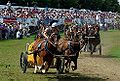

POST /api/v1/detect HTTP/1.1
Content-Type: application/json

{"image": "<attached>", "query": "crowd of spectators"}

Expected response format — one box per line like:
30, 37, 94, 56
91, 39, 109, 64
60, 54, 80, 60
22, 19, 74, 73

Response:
0, 22, 30, 40
0, 1, 120, 40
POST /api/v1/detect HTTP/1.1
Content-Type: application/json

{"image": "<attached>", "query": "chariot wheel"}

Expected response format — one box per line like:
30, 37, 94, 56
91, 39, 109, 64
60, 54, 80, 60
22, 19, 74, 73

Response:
20, 52, 28, 73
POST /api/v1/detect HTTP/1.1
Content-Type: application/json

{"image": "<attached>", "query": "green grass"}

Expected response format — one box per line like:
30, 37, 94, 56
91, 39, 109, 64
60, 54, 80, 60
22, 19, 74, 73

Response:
106, 30, 120, 58
0, 30, 120, 81
100, 30, 120, 58
0, 36, 61, 81
109, 47, 120, 58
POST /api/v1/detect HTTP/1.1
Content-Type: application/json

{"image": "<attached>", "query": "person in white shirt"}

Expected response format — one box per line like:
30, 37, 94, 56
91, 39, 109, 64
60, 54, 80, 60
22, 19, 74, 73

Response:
16, 30, 21, 39
19, 23, 23, 30
6, 1, 11, 10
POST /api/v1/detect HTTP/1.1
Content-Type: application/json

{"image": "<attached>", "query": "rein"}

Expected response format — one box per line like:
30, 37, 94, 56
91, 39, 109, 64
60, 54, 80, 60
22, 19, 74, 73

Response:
47, 39, 56, 47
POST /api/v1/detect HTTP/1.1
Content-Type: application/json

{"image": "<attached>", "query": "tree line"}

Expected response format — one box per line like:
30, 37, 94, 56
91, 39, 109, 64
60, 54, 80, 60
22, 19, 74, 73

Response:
0, 0, 120, 12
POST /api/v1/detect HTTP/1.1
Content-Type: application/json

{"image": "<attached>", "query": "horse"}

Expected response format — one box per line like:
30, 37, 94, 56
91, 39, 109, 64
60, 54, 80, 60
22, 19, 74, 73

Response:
80, 24, 91, 51
81, 24, 101, 55
88, 24, 101, 55
64, 24, 79, 41
64, 25, 73, 40
33, 32, 60, 73
56, 30, 84, 73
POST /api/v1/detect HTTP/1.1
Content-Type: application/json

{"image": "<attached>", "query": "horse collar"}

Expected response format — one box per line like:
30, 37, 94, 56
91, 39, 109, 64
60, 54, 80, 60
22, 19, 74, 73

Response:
44, 40, 54, 55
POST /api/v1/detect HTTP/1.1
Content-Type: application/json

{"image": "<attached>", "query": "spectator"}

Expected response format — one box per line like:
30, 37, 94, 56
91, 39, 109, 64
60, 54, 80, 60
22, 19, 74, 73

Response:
0, 4, 119, 41
16, 30, 22, 39
6, 1, 11, 10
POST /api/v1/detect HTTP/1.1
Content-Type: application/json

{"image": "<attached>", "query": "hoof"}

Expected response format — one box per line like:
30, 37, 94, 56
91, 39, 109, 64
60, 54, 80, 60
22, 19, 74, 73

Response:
65, 69, 69, 73
41, 69, 46, 73
90, 52, 93, 55
33, 71, 37, 74
71, 66, 77, 71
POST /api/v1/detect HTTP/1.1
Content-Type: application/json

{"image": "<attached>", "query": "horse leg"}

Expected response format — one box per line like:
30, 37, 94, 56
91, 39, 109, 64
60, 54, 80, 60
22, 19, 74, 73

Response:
65, 58, 71, 73
65, 59, 68, 72
37, 55, 42, 71
93, 45, 96, 52
71, 57, 77, 71
42, 59, 52, 73
67, 60, 71, 72
42, 61, 52, 73
84, 43, 87, 52
41, 56, 53, 73
41, 61, 47, 73
88, 42, 93, 55
38, 57, 45, 73
90, 44, 95, 55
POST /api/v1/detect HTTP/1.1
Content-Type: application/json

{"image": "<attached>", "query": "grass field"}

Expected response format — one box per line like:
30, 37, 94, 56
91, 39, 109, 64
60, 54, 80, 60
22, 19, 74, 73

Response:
0, 30, 120, 81
100, 30, 120, 58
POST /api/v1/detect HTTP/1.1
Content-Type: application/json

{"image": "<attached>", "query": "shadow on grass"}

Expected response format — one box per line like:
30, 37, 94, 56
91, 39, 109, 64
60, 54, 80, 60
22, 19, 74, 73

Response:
46, 72, 107, 81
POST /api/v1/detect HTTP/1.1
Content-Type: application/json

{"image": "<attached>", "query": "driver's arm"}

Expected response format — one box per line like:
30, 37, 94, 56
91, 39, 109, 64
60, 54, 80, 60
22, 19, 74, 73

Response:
43, 28, 49, 39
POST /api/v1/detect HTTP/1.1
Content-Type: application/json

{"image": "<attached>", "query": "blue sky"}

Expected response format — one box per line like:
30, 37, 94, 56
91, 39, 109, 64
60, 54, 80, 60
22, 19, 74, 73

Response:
118, 0, 120, 4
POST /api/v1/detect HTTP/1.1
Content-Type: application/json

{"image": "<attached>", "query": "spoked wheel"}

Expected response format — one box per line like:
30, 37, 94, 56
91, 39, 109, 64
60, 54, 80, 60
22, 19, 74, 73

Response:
56, 57, 65, 74
20, 52, 28, 73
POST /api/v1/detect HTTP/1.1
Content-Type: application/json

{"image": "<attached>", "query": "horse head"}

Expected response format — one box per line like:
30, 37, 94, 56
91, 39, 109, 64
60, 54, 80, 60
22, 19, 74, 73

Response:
94, 24, 100, 34
49, 32, 60, 47
88, 26, 95, 36
76, 29, 83, 40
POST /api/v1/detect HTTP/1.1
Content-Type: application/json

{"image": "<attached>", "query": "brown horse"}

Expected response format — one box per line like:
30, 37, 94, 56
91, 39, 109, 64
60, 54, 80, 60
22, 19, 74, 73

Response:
64, 27, 74, 40
64, 24, 80, 41
33, 32, 60, 73
56, 30, 84, 73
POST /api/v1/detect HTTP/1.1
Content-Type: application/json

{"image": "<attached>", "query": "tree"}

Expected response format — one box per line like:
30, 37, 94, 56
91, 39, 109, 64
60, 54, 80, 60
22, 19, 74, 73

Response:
102, 0, 119, 12
89, 0, 103, 10
0, 0, 120, 12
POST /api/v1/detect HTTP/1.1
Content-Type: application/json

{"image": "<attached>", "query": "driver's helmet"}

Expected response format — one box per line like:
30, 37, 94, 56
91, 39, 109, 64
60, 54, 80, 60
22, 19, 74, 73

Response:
51, 22, 58, 28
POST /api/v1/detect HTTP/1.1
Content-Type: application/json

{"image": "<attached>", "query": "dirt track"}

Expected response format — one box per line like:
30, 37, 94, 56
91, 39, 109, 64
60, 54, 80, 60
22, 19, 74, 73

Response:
72, 46, 120, 81
58, 32, 120, 81
65, 31, 120, 81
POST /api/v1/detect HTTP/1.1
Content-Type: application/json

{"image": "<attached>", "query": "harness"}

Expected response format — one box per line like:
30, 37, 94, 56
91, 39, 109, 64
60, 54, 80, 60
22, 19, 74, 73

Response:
68, 41, 80, 54
58, 41, 80, 57
44, 40, 56, 55
37, 40, 45, 49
